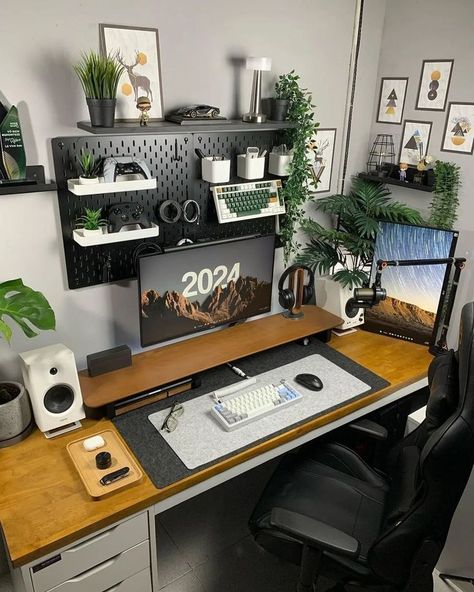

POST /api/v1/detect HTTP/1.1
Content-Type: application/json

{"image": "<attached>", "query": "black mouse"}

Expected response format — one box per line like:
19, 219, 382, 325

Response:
295, 373, 323, 391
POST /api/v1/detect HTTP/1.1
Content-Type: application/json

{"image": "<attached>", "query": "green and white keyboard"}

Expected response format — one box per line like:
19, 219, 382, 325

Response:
211, 179, 285, 223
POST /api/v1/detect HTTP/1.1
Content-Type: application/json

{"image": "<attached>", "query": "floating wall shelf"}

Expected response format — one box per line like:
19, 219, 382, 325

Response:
358, 172, 434, 193
0, 165, 56, 196
67, 177, 157, 196
73, 223, 159, 247
77, 119, 297, 135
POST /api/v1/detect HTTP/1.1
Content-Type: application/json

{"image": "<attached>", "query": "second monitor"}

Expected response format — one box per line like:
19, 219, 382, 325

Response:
138, 234, 275, 347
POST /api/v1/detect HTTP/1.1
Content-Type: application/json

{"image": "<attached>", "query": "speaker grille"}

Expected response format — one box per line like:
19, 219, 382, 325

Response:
44, 385, 75, 414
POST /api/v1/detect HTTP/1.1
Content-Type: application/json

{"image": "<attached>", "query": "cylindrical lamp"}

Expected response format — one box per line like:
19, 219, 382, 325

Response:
243, 57, 272, 124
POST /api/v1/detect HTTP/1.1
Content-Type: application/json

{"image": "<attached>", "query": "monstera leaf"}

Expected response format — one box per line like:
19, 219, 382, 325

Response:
0, 279, 55, 342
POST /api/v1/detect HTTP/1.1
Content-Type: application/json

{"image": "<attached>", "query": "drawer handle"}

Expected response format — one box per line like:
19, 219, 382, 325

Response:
67, 553, 120, 582
67, 528, 114, 552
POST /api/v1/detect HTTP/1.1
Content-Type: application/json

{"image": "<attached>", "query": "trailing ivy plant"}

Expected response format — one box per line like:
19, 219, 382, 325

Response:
428, 161, 461, 229
276, 71, 318, 261
297, 178, 423, 289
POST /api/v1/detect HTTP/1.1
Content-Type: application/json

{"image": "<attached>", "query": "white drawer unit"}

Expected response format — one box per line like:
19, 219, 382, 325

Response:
47, 541, 149, 592
100, 568, 152, 592
29, 513, 148, 592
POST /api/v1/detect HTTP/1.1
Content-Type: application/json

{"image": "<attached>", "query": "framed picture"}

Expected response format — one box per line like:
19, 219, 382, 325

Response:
441, 102, 474, 155
307, 128, 337, 193
376, 78, 408, 124
416, 59, 454, 111
99, 24, 164, 121
399, 120, 432, 166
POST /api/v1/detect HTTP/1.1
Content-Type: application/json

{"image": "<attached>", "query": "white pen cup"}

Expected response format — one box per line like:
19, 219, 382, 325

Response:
201, 157, 231, 183
237, 154, 265, 180
268, 152, 293, 176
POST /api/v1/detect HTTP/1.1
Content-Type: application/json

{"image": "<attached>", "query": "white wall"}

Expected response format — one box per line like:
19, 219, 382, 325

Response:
369, 0, 474, 348
0, 0, 385, 377
371, 0, 474, 577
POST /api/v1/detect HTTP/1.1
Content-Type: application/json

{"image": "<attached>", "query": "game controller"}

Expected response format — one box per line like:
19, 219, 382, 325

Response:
107, 202, 152, 233
103, 157, 151, 183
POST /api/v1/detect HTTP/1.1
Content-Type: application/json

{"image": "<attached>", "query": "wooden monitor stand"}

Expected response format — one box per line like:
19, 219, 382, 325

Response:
79, 305, 342, 410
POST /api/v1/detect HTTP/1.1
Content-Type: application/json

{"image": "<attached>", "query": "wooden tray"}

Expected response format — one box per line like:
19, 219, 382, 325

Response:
67, 430, 143, 499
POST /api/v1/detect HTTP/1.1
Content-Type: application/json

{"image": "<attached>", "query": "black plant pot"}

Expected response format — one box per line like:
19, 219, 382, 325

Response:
86, 98, 116, 128
271, 99, 290, 121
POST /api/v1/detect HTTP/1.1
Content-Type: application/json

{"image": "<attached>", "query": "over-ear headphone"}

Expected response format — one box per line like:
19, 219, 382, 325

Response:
278, 265, 315, 310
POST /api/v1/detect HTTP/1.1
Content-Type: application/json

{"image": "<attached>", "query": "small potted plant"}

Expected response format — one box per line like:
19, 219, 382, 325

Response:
74, 50, 124, 127
78, 150, 101, 185
0, 279, 55, 447
76, 207, 108, 237
272, 71, 296, 121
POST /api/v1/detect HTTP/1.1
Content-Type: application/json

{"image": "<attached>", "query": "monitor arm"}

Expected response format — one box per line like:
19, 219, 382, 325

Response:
349, 257, 466, 354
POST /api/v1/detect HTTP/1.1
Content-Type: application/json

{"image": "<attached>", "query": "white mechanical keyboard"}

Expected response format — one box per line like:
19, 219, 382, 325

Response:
211, 381, 303, 431
211, 180, 285, 223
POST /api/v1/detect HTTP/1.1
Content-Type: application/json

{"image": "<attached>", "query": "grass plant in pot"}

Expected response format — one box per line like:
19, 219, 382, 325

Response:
297, 178, 423, 290
76, 207, 108, 237
74, 50, 124, 128
78, 150, 101, 185
0, 279, 55, 447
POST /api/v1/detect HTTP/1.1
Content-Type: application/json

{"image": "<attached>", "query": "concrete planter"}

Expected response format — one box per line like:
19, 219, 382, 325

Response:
0, 381, 34, 447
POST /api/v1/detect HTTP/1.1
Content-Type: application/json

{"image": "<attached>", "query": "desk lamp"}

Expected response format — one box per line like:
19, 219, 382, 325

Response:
349, 257, 466, 355
242, 57, 272, 123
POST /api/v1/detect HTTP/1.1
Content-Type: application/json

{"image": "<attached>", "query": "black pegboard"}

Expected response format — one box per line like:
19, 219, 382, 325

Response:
51, 130, 281, 289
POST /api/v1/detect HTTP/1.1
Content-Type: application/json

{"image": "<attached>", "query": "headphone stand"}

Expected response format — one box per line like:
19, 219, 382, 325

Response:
282, 310, 304, 320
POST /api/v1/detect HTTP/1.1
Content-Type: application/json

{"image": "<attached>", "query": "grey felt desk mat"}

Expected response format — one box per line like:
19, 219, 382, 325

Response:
112, 339, 390, 489
148, 355, 370, 469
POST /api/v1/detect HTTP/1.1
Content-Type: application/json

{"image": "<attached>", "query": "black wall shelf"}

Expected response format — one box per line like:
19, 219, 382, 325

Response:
77, 119, 296, 136
358, 172, 434, 193
0, 165, 56, 196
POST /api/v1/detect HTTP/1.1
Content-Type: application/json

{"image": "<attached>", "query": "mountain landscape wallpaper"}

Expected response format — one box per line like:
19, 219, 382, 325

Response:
364, 222, 457, 345
141, 276, 271, 344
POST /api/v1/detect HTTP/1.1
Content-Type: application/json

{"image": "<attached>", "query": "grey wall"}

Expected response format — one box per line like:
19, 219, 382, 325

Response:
0, 0, 385, 377
369, 0, 474, 348
371, 0, 474, 577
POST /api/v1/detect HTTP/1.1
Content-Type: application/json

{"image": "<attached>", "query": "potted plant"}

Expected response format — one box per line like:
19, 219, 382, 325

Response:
76, 207, 108, 237
297, 178, 423, 289
428, 161, 461, 229
277, 71, 319, 261
74, 50, 124, 128
0, 279, 55, 446
78, 150, 101, 185
272, 73, 294, 121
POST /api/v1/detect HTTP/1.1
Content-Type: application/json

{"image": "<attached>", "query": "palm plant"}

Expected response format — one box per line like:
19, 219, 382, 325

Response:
74, 51, 124, 99
297, 178, 423, 289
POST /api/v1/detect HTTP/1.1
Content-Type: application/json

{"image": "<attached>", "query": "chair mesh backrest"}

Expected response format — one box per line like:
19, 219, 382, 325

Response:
368, 302, 474, 587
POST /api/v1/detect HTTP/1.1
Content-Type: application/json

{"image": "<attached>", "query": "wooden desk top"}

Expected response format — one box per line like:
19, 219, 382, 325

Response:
0, 330, 432, 568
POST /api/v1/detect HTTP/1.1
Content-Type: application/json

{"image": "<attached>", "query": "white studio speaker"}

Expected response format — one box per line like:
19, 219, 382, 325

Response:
315, 277, 364, 331
19, 344, 85, 438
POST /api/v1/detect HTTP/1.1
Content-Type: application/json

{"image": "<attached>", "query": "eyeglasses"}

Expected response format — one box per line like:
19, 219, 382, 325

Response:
160, 401, 184, 433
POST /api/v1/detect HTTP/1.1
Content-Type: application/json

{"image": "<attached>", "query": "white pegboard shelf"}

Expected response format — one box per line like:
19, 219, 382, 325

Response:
73, 223, 159, 247
67, 176, 156, 195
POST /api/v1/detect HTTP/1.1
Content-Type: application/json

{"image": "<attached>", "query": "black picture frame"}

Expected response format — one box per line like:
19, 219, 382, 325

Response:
415, 59, 454, 112
441, 101, 474, 155
376, 77, 408, 125
99, 23, 165, 122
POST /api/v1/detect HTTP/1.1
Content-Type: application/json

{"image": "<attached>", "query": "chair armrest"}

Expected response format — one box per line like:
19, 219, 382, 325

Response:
270, 507, 360, 558
348, 418, 388, 440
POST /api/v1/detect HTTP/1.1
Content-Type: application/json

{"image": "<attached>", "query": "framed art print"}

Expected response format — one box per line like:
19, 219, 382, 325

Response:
399, 120, 432, 166
441, 102, 474, 155
99, 24, 164, 121
376, 78, 408, 124
416, 60, 454, 111
307, 128, 337, 193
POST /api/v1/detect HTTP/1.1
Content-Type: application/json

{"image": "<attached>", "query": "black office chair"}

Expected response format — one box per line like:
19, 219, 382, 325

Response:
249, 301, 474, 592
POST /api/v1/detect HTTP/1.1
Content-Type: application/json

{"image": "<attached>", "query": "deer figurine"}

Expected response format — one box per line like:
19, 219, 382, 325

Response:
117, 51, 153, 102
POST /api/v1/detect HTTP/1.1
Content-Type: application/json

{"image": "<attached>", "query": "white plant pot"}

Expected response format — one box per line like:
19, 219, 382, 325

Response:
0, 381, 33, 446
78, 175, 100, 185
82, 228, 106, 238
